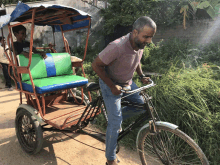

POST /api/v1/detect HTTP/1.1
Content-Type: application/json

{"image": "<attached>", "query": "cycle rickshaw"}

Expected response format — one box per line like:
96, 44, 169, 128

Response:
0, 2, 209, 164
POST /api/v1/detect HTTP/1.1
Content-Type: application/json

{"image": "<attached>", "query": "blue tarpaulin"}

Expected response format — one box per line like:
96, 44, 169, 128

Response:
0, 1, 91, 32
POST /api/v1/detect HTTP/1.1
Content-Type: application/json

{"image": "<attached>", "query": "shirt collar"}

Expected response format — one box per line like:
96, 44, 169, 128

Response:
126, 33, 138, 53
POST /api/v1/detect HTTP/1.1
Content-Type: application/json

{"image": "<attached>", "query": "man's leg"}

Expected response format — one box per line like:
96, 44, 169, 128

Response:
1, 63, 12, 88
99, 79, 122, 162
122, 81, 145, 120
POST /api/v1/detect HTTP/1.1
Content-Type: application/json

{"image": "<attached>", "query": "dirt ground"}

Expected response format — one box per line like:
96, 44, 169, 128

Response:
0, 71, 142, 165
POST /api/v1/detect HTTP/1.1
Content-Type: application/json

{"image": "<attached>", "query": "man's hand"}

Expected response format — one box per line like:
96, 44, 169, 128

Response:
21, 51, 30, 58
110, 84, 122, 95
141, 77, 151, 84
40, 52, 47, 59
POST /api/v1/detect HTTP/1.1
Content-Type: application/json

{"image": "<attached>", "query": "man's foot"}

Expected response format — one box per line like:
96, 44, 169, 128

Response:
106, 159, 118, 165
8, 87, 13, 91
5, 86, 13, 91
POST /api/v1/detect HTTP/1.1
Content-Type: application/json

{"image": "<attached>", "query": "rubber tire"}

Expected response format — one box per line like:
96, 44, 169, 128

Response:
15, 108, 43, 155
137, 125, 209, 165
68, 88, 90, 106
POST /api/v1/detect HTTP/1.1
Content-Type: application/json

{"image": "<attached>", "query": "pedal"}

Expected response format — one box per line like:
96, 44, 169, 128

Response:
147, 96, 152, 100
116, 156, 120, 163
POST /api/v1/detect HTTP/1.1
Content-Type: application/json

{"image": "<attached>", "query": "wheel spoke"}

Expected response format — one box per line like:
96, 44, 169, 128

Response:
19, 114, 36, 147
138, 126, 208, 165
16, 109, 43, 154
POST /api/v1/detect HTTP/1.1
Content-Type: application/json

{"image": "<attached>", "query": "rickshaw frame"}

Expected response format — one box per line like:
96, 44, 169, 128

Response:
1, 2, 96, 131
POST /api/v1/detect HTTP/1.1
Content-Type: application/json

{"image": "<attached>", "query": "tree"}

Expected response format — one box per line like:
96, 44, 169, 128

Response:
180, 5, 189, 29
101, 0, 183, 35
196, 0, 220, 19
180, 0, 220, 29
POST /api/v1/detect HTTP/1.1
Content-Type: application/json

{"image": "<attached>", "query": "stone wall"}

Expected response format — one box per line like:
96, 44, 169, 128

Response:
153, 18, 220, 45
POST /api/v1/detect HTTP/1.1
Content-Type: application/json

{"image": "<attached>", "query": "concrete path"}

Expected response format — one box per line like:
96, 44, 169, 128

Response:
0, 73, 141, 165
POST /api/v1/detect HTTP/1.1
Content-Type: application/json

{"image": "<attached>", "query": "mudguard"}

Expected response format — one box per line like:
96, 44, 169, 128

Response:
136, 121, 178, 148
16, 104, 45, 125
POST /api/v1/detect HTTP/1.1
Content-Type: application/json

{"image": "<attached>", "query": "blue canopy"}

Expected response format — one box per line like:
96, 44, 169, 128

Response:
0, 1, 91, 32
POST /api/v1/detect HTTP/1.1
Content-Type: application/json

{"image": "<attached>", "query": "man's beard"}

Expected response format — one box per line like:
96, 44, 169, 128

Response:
134, 37, 146, 49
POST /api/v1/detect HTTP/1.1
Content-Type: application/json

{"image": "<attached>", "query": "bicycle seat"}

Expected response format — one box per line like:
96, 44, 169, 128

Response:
86, 82, 100, 91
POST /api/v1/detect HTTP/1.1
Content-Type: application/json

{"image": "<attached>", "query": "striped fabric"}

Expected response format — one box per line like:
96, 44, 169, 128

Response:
44, 53, 56, 77
18, 53, 73, 80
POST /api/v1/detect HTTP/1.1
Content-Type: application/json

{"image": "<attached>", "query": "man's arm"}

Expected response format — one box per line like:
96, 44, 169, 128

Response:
92, 56, 122, 95
136, 63, 144, 76
20, 51, 29, 58
32, 47, 47, 59
136, 63, 150, 84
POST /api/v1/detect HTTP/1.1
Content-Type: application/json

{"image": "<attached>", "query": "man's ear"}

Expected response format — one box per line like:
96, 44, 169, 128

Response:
133, 29, 139, 36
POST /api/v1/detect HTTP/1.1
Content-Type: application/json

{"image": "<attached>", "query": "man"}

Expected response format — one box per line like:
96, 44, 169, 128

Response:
0, 37, 13, 91
92, 16, 156, 165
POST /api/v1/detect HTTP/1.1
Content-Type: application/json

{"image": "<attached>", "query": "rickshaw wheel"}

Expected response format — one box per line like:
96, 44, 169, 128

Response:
15, 108, 43, 155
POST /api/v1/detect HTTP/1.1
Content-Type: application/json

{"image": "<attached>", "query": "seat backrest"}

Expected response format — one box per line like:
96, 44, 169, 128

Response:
17, 53, 73, 81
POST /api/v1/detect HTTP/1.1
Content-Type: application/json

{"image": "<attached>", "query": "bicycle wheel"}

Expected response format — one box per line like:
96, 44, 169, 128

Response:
68, 88, 90, 105
15, 108, 43, 155
137, 125, 209, 165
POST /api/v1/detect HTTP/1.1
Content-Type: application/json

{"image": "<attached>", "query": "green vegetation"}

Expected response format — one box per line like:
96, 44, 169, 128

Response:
101, 0, 183, 35
148, 66, 220, 164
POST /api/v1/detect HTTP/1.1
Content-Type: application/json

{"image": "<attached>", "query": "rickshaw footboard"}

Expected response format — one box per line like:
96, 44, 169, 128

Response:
43, 102, 101, 130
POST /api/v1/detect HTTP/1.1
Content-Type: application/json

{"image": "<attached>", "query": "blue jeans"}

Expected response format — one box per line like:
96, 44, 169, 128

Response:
99, 79, 145, 161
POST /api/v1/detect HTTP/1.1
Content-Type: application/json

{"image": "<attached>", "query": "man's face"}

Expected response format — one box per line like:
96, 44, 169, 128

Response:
134, 26, 156, 49
15, 29, 26, 42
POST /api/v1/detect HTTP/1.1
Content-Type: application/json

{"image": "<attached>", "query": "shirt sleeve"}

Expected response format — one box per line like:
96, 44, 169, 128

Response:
98, 43, 119, 65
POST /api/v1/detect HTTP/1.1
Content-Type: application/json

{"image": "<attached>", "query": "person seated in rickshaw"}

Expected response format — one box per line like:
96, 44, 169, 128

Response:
12, 25, 47, 59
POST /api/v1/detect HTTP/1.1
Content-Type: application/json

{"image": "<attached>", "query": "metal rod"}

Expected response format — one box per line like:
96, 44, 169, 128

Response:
82, 18, 91, 62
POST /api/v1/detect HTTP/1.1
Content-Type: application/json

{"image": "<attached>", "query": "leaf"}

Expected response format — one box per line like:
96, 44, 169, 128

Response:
210, 0, 220, 7
180, 5, 189, 13
214, 4, 220, 14
180, 8, 184, 13
197, 1, 210, 9
190, 1, 200, 8
206, 6, 216, 19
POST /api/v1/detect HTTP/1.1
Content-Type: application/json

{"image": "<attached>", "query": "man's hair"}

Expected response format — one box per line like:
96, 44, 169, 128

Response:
133, 16, 156, 32
12, 25, 26, 35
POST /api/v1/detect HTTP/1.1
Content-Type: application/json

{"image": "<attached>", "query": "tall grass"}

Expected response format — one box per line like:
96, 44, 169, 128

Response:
147, 66, 220, 164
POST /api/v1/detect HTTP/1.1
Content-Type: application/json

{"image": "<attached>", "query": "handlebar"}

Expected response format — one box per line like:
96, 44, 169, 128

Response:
121, 79, 155, 94
116, 79, 156, 102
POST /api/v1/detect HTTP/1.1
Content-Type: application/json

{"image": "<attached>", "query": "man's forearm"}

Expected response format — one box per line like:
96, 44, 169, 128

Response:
136, 63, 144, 76
92, 63, 115, 88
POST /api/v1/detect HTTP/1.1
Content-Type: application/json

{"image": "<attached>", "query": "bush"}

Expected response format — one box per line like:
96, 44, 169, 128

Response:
142, 38, 193, 73
101, 0, 183, 35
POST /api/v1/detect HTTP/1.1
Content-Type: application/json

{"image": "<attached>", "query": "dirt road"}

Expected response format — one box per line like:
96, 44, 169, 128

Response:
0, 78, 142, 165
